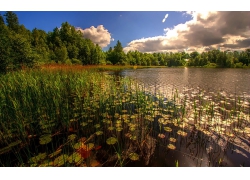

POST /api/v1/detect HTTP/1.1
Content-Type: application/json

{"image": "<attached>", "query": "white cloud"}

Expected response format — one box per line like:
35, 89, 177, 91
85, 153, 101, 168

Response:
124, 11, 250, 53
75, 25, 113, 48
162, 14, 168, 23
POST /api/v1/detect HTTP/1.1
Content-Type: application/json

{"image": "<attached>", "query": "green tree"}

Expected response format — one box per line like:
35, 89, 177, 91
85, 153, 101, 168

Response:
4, 11, 19, 32
0, 14, 4, 26
112, 40, 126, 65
0, 22, 11, 73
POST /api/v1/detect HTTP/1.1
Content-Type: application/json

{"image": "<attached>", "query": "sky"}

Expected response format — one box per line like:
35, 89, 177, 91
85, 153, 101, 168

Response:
1, 1, 250, 53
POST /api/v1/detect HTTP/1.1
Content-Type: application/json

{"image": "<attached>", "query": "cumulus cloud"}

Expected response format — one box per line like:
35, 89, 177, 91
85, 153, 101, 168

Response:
76, 25, 113, 48
162, 14, 168, 23
124, 11, 250, 53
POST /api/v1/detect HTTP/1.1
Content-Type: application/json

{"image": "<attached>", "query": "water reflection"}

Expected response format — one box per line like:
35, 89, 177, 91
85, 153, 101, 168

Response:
121, 68, 250, 98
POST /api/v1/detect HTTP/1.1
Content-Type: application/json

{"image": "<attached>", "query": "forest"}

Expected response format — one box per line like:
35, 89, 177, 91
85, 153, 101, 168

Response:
1, 11, 250, 74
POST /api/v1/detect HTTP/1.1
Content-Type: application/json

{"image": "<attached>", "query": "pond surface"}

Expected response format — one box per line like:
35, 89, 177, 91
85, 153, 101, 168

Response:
119, 68, 250, 167
121, 68, 250, 98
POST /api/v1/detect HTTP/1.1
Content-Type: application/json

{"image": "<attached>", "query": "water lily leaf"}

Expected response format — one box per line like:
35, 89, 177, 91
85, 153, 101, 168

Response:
106, 137, 118, 145
121, 110, 127, 113
67, 134, 77, 141
129, 127, 136, 132
49, 149, 62, 158
164, 127, 172, 132
73, 142, 82, 150
39, 134, 52, 145
116, 127, 123, 132
108, 127, 115, 131
95, 131, 103, 136
116, 120, 122, 124
53, 154, 68, 167
94, 124, 100, 128
158, 118, 165, 124
124, 119, 130, 124
29, 153, 47, 164
68, 152, 82, 164
177, 130, 187, 137
167, 144, 176, 150
129, 153, 139, 161
158, 134, 165, 139
80, 122, 88, 127
70, 119, 77, 122
130, 136, 137, 141
169, 137, 176, 143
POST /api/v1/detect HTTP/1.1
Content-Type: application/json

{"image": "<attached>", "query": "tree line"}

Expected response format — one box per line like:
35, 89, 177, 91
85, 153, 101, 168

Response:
1, 12, 250, 74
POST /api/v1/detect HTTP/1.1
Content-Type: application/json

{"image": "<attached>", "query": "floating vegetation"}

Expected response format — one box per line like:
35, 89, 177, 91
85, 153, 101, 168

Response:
95, 131, 103, 136
29, 153, 47, 164
158, 134, 165, 139
53, 154, 69, 167
39, 134, 52, 145
164, 127, 172, 132
106, 137, 118, 145
68, 152, 83, 164
169, 137, 176, 143
129, 153, 139, 161
68, 134, 77, 141
167, 144, 176, 150
177, 130, 187, 137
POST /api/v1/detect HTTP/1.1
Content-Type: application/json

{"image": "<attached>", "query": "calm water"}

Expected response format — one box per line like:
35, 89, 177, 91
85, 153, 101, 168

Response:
121, 68, 250, 98
119, 68, 250, 167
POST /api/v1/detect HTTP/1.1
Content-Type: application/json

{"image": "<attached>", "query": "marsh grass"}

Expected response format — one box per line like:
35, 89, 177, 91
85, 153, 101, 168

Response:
0, 67, 249, 167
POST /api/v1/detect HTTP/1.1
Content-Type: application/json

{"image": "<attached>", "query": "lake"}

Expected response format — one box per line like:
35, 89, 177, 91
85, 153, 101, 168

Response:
119, 68, 250, 167
121, 68, 250, 98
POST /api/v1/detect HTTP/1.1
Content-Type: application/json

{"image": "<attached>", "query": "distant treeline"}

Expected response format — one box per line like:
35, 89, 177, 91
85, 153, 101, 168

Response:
1, 12, 250, 74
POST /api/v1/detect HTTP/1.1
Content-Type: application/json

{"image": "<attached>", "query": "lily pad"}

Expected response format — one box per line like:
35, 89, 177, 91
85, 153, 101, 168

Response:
80, 122, 88, 127
73, 142, 82, 150
169, 137, 176, 143
108, 127, 115, 131
129, 153, 139, 161
106, 137, 118, 145
95, 131, 103, 136
130, 136, 137, 141
68, 152, 83, 164
29, 153, 47, 164
39, 134, 52, 145
158, 118, 165, 124
177, 130, 187, 137
158, 134, 165, 139
116, 127, 123, 132
53, 154, 68, 167
167, 144, 176, 150
164, 127, 172, 132
67, 134, 77, 141
94, 124, 101, 129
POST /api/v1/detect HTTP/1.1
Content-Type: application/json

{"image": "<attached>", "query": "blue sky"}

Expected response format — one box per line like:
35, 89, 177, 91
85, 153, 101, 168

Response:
7, 11, 191, 51
1, 1, 249, 53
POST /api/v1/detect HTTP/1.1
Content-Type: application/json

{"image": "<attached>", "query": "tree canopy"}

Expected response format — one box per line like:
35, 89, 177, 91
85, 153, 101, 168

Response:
0, 11, 250, 74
